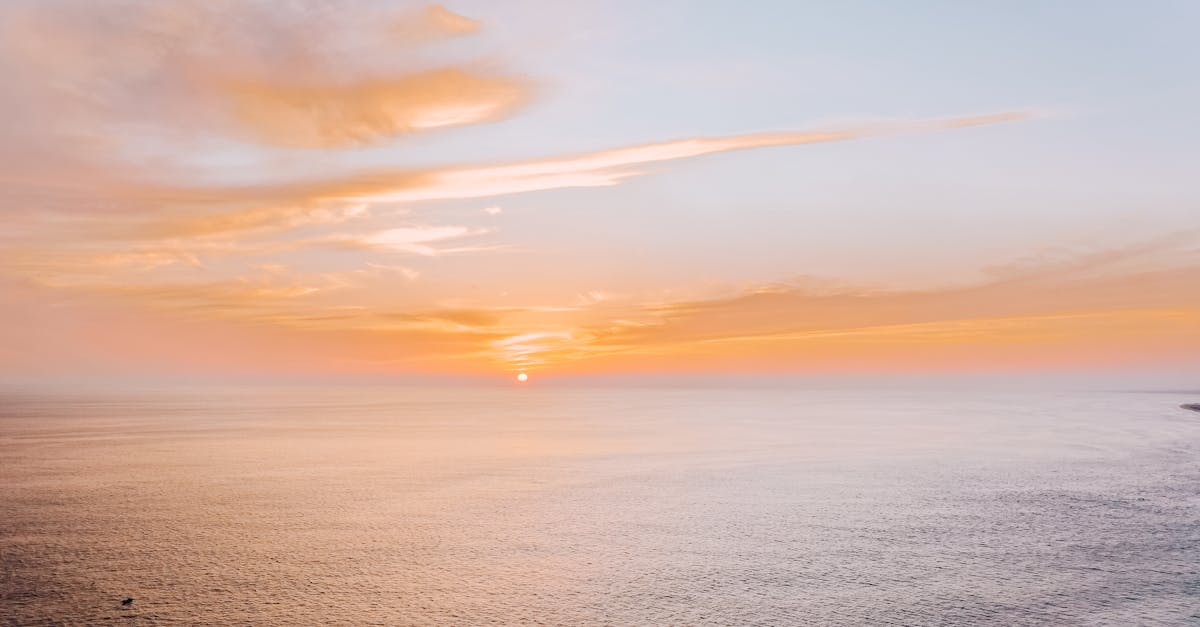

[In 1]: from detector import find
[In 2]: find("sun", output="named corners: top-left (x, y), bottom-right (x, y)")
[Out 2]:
top-left (516, 372), bottom-right (528, 383)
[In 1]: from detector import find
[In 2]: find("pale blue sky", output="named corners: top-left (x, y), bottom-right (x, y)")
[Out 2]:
top-left (327, 1), bottom-right (1198, 296)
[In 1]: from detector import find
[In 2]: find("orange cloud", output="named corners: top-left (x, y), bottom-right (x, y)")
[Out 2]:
top-left (473, 242), bottom-right (1200, 372)
top-left (223, 68), bottom-right (528, 149)
top-left (0, 0), bottom-right (531, 164)
top-left (4, 239), bottom-right (1197, 379)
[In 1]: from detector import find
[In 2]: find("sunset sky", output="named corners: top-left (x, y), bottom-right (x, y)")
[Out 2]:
top-left (2, 1), bottom-right (1198, 382)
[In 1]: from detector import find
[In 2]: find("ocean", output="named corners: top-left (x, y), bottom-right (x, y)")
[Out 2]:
top-left (2, 384), bottom-right (1198, 625)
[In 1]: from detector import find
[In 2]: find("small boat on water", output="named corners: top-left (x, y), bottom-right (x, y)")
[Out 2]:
top-left (1182, 403), bottom-right (1200, 413)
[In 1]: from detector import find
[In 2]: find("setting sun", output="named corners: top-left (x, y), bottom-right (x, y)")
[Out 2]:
top-left (516, 373), bottom-right (528, 383)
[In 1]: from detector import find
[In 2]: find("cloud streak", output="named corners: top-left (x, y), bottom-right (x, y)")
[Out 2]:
top-left (343, 113), bottom-right (1030, 204)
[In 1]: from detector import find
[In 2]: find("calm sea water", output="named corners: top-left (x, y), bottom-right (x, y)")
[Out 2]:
top-left (2, 385), bottom-right (1198, 625)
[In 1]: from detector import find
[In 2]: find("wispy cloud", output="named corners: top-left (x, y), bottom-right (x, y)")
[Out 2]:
top-left (365, 262), bottom-right (420, 281)
top-left (80, 112), bottom-right (1025, 216)
top-left (343, 113), bottom-right (1029, 205)
top-left (355, 225), bottom-right (481, 255)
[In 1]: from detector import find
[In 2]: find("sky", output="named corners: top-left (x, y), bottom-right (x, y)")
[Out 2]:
top-left (1, 0), bottom-right (1198, 383)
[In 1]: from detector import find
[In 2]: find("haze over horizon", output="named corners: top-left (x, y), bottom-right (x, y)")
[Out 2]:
top-left (2, 1), bottom-right (1198, 382)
